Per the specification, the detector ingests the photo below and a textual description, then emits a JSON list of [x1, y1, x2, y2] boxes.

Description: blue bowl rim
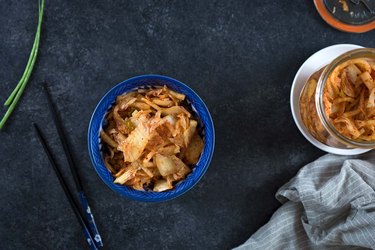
[[87, 74, 215, 202]]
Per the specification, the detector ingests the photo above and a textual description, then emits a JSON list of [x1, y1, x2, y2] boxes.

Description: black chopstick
[[43, 84, 83, 192], [33, 123, 98, 250], [42, 83, 103, 247]]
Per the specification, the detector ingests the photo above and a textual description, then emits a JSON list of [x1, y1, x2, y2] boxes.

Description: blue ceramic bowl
[[88, 75, 215, 202]]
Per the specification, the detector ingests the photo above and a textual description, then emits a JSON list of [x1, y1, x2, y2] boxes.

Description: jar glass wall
[[300, 48, 375, 149]]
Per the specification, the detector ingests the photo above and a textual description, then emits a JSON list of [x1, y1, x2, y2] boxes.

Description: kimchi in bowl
[[88, 75, 215, 202]]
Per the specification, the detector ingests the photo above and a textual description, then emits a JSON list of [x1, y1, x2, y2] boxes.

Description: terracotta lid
[[314, 0, 375, 33]]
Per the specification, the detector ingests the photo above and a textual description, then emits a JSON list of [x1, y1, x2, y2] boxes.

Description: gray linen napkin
[[234, 152, 375, 250]]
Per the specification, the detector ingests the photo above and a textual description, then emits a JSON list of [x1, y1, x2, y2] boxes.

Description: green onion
[[0, 0, 45, 129]]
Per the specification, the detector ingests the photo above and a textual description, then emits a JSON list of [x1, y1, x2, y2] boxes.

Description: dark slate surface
[[0, 0, 373, 249]]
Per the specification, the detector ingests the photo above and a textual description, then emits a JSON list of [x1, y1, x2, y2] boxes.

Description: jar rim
[[315, 48, 375, 148]]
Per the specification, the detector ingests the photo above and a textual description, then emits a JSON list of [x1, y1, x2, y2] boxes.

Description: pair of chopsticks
[[33, 84, 103, 250]]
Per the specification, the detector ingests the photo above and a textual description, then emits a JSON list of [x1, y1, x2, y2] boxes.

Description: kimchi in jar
[[300, 48, 375, 149]]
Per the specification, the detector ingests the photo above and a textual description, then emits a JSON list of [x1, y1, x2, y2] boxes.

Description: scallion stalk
[[0, 0, 45, 129]]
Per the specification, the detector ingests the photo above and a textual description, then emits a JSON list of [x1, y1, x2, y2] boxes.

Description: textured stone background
[[0, 0, 373, 249]]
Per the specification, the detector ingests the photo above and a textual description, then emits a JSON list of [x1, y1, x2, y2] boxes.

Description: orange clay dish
[[100, 86, 204, 192], [314, 0, 375, 33], [300, 58, 375, 144]]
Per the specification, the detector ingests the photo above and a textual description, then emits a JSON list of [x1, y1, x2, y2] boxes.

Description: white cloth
[[234, 152, 375, 250]]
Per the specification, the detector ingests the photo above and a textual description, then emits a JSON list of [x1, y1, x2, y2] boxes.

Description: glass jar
[[300, 48, 375, 149]]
